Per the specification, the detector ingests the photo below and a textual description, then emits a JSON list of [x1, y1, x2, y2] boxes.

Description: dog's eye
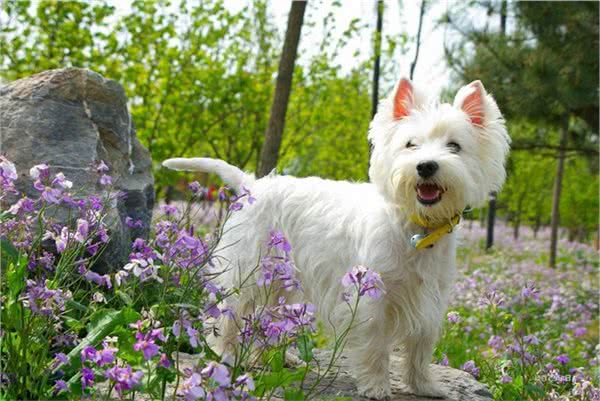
[[406, 140, 417, 149], [447, 141, 461, 153]]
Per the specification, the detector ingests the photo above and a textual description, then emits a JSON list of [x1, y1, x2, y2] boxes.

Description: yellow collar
[[409, 213, 461, 250]]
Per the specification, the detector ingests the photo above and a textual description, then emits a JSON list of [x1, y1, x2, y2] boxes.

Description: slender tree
[[409, 0, 426, 80], [549, 123, 568, 267], [371, 0, 383, 118], [486, 0, 506, 250], [257, 0, 307, 178]]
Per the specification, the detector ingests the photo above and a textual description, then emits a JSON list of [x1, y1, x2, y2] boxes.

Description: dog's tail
[[162, 157, 253, 191]]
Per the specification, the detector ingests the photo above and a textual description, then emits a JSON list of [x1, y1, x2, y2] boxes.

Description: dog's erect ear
[[393, 78, 415, 120], [453, 80, 488, 127]]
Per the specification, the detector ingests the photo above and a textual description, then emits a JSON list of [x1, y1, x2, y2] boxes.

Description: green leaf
[[297, 335, 314, 363], [116, 289, 133, 305], [0, 238, 19, 270], [66, 299, 88, 313], [268, 349, 285, 373], [5, 257, 27, 298], [283, 388, 305, 401], [61, 307, 141, 374]]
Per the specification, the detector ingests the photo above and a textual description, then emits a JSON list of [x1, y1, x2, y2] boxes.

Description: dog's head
[[369, 78, 510, 223]]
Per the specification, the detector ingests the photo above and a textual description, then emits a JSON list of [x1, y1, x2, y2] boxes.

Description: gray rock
[[133, 351, 492, 401], [0, 68, 154, 272]]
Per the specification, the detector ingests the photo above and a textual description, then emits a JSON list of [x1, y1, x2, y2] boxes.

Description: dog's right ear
[[393, 78, 414, 120]]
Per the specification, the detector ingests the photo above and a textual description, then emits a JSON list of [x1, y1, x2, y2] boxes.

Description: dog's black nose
[[416, 161, 439, 178]]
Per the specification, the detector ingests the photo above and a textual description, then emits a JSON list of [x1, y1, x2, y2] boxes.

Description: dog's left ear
[[453, 80, 498, 127]]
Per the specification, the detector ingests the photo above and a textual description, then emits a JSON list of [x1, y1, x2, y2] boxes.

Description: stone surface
[[0, 68, 154, 272], [145, 351, 493, 401]]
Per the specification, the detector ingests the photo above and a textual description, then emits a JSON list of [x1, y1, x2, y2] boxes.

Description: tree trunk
[[410, 0, 426, 80], [257, 0, 306, 178], [549, 124, 568, 267], [500, 0, 507, 35], [371, 0, 383, 119], [486, 191, 497, 250], [533, 215, 541, 238], [486, 0, 507, 249]]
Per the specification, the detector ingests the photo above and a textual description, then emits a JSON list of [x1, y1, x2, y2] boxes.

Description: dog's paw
[[411, 381, 445, 399], [357, 383, 391, 400]]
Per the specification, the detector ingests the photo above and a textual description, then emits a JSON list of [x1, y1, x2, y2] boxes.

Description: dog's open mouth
[[416, 183, 443, 206]]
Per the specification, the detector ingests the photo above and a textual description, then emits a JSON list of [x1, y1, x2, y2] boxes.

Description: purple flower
[[104, 365, 143, 396], [84, 271, 112, 289], [556, 354, 570, 365], [158, 353, 171, 368], [179, 373, 205, 401], [53, 379, 69, 394], [52, 172, 72, 189], [524, 334, 540, 345], [341, 265, 385, 300], [81, 367, 95, 390], [201, 362, 231, 386], [500, 375, 512, 384], [30, 163, 49, 180], [125, 216, 144, 228], [241, 186, 256, 204], [53, 352, 69, 368], [188, 181, 202, 194], [37, 183, 62, 204], [161, 204, 178, 216], [0, 157, 18, 181], [97, 342, 118, 366], [229, 202, 243, 211], [96, 160, 109, 173], [268, 230, 292, 254], [23, 280, 68, 316], [461, 360, 480, 379], [439, 354, 449, 366], [88, 195, 103, 211], [487, 335, 504, 351], [521, 281, 540, 301], [81, 345, 97, 363], [8, 197, 35, 215], [74, 218, 89, 243], [134, 338, 160, 360], [447, 311, 460, 323], [235, 374, 255, 391], [99, 174, 112, 186], [573, 327, 588, 337]]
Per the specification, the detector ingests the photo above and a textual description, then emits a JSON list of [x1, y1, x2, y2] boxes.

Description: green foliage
[[443, 0, 599, 238], [0, 0, 378, 196]]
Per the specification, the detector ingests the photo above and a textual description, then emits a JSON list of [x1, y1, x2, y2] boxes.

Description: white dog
[[163, 78, 510, 399]]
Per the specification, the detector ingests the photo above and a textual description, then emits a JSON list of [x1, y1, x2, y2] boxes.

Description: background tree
[[257, 0, 306, 178], [443, 0, 599, 265]]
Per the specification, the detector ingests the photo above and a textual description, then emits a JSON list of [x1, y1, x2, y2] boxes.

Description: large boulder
[[0, 68, 154, 272], [104, 351, 492, 401]]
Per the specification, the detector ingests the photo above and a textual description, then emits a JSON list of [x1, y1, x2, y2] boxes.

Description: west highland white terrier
[[163, 78, 510, 399]]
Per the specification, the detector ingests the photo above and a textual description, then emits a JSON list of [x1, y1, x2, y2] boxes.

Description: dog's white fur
[[163, 78, 510, 399]]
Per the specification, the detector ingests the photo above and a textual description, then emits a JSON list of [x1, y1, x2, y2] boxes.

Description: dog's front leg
[[350, 343, 391, 400], [347, 319, 392, 400], [402, 333, 445, 398]]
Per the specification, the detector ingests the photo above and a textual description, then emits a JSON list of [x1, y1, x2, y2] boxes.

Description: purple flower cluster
[[257, 231, 300, 291], [77, 339, 143, 395], [178, 362, 255, 401], [341, 265, 385, 300], [22, 280, 70, 317], [228, 186, 256, 211], [131, 320, 167, 360]]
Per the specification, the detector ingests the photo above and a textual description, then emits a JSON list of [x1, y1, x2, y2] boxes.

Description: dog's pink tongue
[[417, 185, 441, 200]]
